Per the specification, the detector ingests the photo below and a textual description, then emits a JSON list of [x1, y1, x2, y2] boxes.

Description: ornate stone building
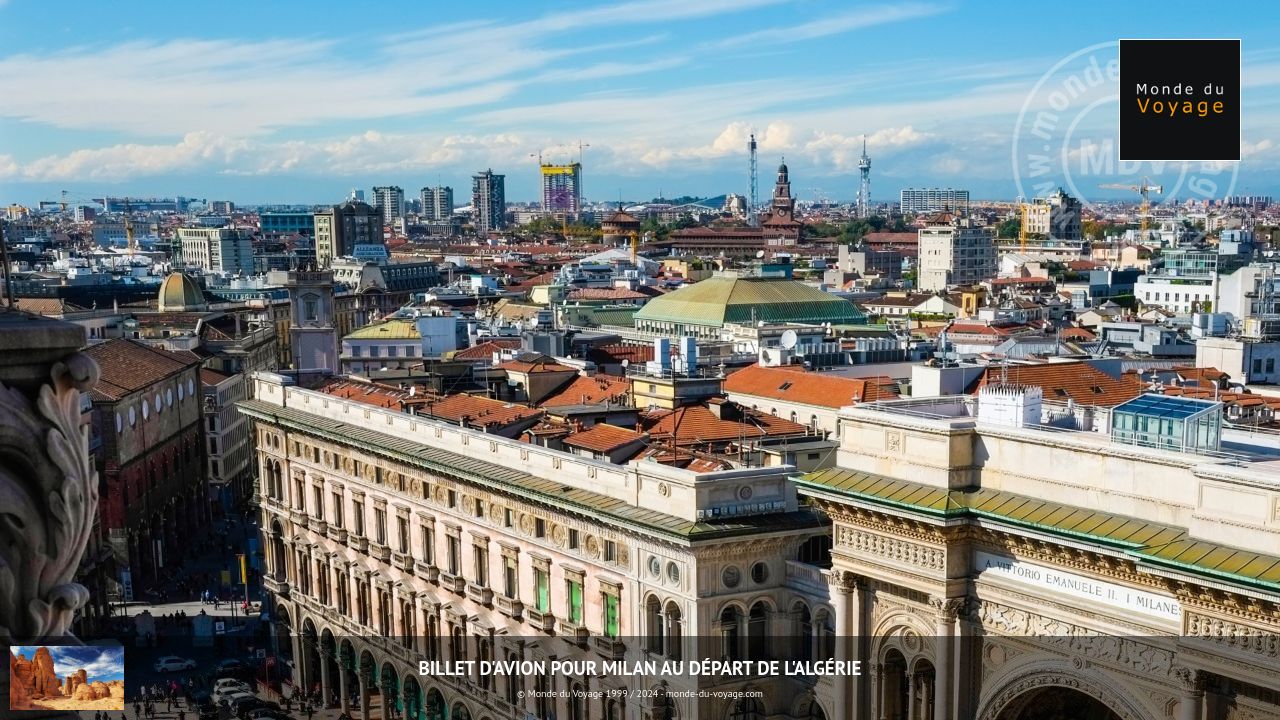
[[242, 372, 842, 720], [798, 386, 1280, 720]]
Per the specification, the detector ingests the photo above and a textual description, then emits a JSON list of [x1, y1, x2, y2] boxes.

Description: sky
[[11, 645, 126, 684], [1, 0, 1278, 207]]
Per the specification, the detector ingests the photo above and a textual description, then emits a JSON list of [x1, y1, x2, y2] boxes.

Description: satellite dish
[[756, 249, 766, 259], [621, 359, 630, 368], [780, 329, 799, 349]]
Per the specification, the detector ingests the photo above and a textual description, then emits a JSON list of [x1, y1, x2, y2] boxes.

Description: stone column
[[874, 664, 888, 720], [905, 671, 918, 720], [359, 671, 371, 720], [319, 641, 331, 709], [0, 312, 100, 647], [339, 659, 350, 715], [930, 596, 961, 720], [825, 570, 854, 720], [290, 623, 306, 695], [1176, 667, 1204, 720]]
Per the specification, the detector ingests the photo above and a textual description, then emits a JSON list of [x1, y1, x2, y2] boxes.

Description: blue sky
[[0, 0, 1278, 206], [11, 645, 126, 683]]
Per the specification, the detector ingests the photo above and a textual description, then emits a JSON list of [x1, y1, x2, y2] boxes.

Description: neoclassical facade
[[799, 387, 1280, 720], [241, 372, 843, 720]]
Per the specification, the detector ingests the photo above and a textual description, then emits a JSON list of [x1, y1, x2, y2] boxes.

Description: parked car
[[232, 697, 279, 720], [154, 656, 197, 673], [214, 678, 251, 694], [214, 688, 255, 706]]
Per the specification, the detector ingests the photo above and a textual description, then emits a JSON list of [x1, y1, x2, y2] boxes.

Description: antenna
[[748, 132, 759, 227], [857, 134, 871, 219]]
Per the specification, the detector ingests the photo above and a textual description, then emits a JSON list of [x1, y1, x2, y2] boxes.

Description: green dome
[[158, 272, 206, 312], [634, 274, 865, 329]]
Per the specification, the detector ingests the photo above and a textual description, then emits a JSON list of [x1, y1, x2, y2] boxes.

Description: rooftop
[[723, 364, 899, 409], [633, 274, 866, 328], [798, 467, 1280, 594], [83, 338, 201, 401], [343, 318, 421, 341], [563, 423, 648, 454]]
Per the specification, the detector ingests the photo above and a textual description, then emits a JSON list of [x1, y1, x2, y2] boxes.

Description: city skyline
[[1, 0, 1278, 205]]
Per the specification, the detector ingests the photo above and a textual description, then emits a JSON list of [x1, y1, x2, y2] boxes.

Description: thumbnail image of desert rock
[[9, 646, 125, 711]]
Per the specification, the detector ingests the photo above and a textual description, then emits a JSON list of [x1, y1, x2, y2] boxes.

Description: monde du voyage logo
[[1120, 39, 1241, 161]]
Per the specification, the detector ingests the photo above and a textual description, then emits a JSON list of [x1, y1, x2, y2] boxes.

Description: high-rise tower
[[857, 135, 872, 218], [748, 133, 759, 227]]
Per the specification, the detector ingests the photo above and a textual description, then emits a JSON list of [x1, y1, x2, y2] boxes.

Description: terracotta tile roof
[[497, 356, 576, 374], [1068, 260, 1102, 271], [640, 404, 810, 445], [1169, 366, 1229, 388], [539, 374, 633, 407], [415, 393, 543, 428], [452, 339, 522, 361], [967, 361, 1143, 407], [200, 368, 230, 387], [83, 338, 201, 401], [723, 364, 899, 408], [633, 446, 734, 471], [320, 379, 411, 409], [563, 423, 648, 454], [1058, 327, 1097, 341], [585, 343, 655, 367]]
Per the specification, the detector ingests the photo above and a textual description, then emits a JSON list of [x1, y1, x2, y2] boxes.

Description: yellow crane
[[1099, 177, 1162, 241], [1019, 202, 1029, 252]]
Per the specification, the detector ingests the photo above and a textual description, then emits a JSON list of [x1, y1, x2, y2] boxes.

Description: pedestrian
[[307, 703, 315, 720]]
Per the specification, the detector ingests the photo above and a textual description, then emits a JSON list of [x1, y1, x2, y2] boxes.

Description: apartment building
[[916, 215, 997, 291], [243, 372, 836, 720]]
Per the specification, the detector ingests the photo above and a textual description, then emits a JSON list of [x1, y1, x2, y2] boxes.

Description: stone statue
[[0, 311, 100, 642]]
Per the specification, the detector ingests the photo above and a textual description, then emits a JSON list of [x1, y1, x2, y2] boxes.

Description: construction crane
[[1099, 177, 1162, 241], [1019, 202, 1029, 252]]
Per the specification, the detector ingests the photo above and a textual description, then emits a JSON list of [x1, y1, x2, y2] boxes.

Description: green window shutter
[[604, 594, 620, 638], [536, 570, 550, 612], [569, 581, 583, 624]]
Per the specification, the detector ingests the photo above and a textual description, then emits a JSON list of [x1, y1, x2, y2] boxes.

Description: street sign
[[215, 621, 226, 635], [120, 569, 133, 603]]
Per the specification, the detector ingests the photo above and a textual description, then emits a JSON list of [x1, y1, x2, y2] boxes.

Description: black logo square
[[1120, 39, 1240, 161]]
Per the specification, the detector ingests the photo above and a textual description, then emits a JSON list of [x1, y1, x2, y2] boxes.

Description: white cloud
[[712, 3, 948, 49], [0, 0, 778, 138]]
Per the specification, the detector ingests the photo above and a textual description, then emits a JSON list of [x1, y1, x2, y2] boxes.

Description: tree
[[996, 218, 1021, 239]]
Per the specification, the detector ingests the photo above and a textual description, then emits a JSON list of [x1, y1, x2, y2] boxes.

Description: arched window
[[569, 683, 586, 720], [815, 610, 835, 661], [729, 698, 762, 720], [505, 652, 523, 706], [664, 601, 683, 661], [790, 411, 798, 423], [748, 602, 769, 660], [646, 596, 664, 654], [719, 606, 742, 661], [793, 602, 812, 662]]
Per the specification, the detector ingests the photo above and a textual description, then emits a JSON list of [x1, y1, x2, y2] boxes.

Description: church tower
[[770, 159, 796, 223], [284, 266, 338, 375]]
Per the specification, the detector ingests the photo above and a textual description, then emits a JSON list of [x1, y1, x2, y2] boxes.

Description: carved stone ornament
[[0, 312, 101, 642]]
